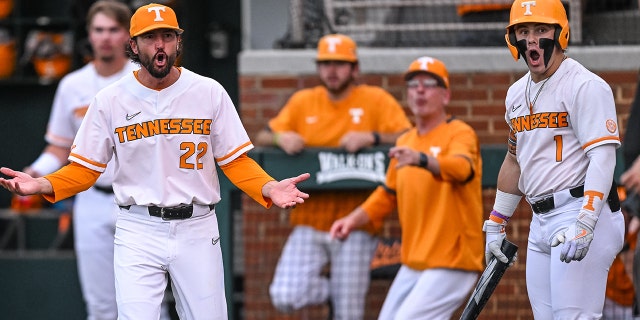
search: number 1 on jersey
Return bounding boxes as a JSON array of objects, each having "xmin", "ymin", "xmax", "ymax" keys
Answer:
[{"xmin": 554, "ymin": 135, "xmax": 563, "ymax": 162}]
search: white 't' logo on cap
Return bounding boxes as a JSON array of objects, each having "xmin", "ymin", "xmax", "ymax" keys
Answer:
[
  {"xmin": 521, "ymin": 1, "xmax": 536, "ymax": 15},
  {"xmin": 325, "ymin": 36, "xmax": 342, "ymax": 53},
  {"xmin": 147, "ymin": 6, "xmax": 166, "ymax": 21},
  {"xmin": 417, "ymin": 56, "xmax": 435, "ymax": 71}
]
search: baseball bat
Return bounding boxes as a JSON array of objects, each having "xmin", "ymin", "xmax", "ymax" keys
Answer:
[{"xmin": 459, "ymin": 239, "xmax": 518, "ymax": 320}]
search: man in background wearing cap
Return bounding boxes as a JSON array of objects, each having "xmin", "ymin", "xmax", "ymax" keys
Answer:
[
  {"xmin": 256, "ymin": 34, "xmax": 411, "ymax": 319},
  {"xmin": 330, "ymin": 56, "xmax": 483, "ymax": 319},
  {"xmin": 22, "ymin": 2, "xmax": 170, "ymax": 319},
  {"xmin": 0, "ymin": 3, "xmax": 312, "ymax": 320}
]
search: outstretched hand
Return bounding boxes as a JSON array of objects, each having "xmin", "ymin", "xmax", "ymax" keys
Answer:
[
  {"xmin": 267, "ymin": 172, "xmax": 311, "ymax": 209},
  {"xmin": 0, "ymin": 167, "xmax": 48, "ymax": 195}
]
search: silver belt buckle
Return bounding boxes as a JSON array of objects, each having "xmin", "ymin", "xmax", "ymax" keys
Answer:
[{"xmin": 160, "ymin": 207, "xmax": 168, "ymax": 220}]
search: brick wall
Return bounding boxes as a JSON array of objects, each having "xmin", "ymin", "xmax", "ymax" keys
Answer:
[{"xmin": 238, "ymin": 66, "xmax": 638, "ymax": 320}]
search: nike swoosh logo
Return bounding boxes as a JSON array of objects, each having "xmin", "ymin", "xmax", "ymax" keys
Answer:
[
  {"xmin": 126, "ymin": 111, "xmax": 141, "ymax": 121},
  {"xmin": 212, "ymin": 237, "xmax": 220, "ymax": 245},
  {"xmin": 573, "ymin": 229, "xmax": 588, "ymax": 240},
  {"xmin": 511, "ymin": 104, "xmax": 522, "ymax": 112}
]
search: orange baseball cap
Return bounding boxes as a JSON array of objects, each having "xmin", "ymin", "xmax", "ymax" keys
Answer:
[
  {"xmin": 316, "ymin": 34, "xmax": 358, "ymax": 63},
  {"xmin": 404, "ymin": 56, "xmax": 450, "ymax": 88},
  {"xmin": 130, "ymin": 3, "xmax": 183, "ymax": 37}
]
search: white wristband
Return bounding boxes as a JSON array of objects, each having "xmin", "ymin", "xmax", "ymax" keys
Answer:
[
  {"xmin": 493, "ymin": 189, "xmax": 522, "ymax": 218},
  {"xmin": 30, "ymin": 153, "xmax": 62, "ymax": 176}
]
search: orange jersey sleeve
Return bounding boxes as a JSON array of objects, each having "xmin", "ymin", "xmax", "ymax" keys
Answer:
[
  {"xmin": 43, "ymin": 162, "xmax": 101, "ymax": 202},
  {"xmin": 361, "ymin": 184, "xmax": 398, "ymax": 230},
  {"xmin": 220, "ymin": 153, "xmax": 274, "ymax": 208},
  {"xmin": 437, "ymin": 124, "xmax": 480, "ymax": 182}
]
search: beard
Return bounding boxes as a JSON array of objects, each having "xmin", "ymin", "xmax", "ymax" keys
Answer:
[
  {"xmin": 140, "ymin": 51, "xmax": 176, "ymax": 79},
  {"xmin": 322, "ymin": 75, "xmax": 353, "ymax": 96}
]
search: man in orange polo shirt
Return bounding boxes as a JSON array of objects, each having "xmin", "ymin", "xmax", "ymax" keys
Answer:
[{"xmin": 256, "ymin": 34, "xmax": 411, "ymax": 319}]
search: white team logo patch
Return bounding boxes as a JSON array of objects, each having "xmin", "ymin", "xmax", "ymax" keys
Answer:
[{"xmin": 349, "ymin": 108, "xmax": 363, "ymax": 124}]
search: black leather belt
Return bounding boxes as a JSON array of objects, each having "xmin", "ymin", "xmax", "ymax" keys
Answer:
[
  {"xmin": 120, "ymin": 204, "xmax": 215, "ymax": 220},
  {"xmin": 531, "ymin": 182, "xmax": 620, "ymax": 214},
  {"xmin": 94, "ymin": 185, "xmax": 114, "ymax": 194}
]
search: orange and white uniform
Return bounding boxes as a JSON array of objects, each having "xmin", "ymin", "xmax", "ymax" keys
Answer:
[
  {"xmin": 44, "ymin": 67, "xmax": 276, "ymax": 320},
  {"xmin": 506, "ymin": 58, "xmax": 625, "ymax": 319},
  {"xmin": 268, "ymin": 83, "xmax": 411, "ymax": 319}
]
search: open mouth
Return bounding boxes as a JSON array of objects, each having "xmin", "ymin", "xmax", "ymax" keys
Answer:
[
  {"xmin": 155, "ymin": 52, "xmax": 167, "ymax": 67},
  {"xmin": 528, "ymin": 50, "xmax": 541, "ymax": 65}
]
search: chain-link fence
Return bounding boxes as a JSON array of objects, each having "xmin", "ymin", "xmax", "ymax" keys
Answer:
[{"xmin": 275, "ymin": 0, "xmax": 640, "ymax": 48}]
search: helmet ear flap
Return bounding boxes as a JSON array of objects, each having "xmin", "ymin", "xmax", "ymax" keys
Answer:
[
  {"xmin": 555, "ymin": 23, "xmax": 570, "ymax": 50},
  {"xmin": 505, "ymin": 30, "xmax": 520, "ymax": 61}
]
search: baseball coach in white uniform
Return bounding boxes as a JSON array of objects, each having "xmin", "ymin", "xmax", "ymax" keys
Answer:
[{"xmin": 0, "ymin": 3, "xmax": 310, "ymax": 320}]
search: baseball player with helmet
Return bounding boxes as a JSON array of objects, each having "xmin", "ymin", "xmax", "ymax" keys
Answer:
[
  {"xmin": 0, "ymin": 3, "xmax": 310, "ymax": 320},
  {"xmin": 330, "ymin": 56, "xmax": 484, "ymax": 320},
  {"xmin": 256, "ymin": 34, "xmax": 411, "ymax": 319},
  {"xmin": 484, "ymin": 0, "xmax": 625, "ymax": 318},
  {"xmin": 22, "ymin": 2, "xmax": 168, "ymax": 319}
]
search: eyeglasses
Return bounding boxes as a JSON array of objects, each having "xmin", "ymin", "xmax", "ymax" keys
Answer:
[{"xmin": 407, "ymin": 78, "xmax": 441, "ymax": 89}]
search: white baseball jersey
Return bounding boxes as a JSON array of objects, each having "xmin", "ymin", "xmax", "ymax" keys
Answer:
[
  {"xmin": 505, "ymin": 58, "xmax": 620, "ymax": 198},
  {"xmin": 46, "ymin": 61, "xmax": 138, "ymax": 186},
  {"xmin": 68, "ymin": 67, "xmax": 252, "ymax": 207},
  {"xmin": 505, "ymin": 58, "xmax": 624, "ymax": 319}
]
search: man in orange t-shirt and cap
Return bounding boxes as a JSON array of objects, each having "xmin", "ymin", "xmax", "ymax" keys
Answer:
[{"xmin": 257, "ymin": 34, "xmax": 411, "ymax": 319}]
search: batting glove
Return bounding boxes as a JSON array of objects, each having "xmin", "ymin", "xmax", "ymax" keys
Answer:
[
  {"xmin": 483, "ymin": 219, "xmax": 509, "ymax": 265},
  {"xmin": 550, "ymin": 212, "xmax": 598, "ymax": 263}
]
